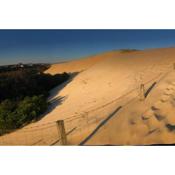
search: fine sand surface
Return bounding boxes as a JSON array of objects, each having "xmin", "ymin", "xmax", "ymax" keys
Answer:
[
  {"xmin": 1, "ymin": 47, "xmax": 175, "ymax": 145},
  {"xmin": 44, "ymin": 51, "xmax": 119, "ymax": 74}
]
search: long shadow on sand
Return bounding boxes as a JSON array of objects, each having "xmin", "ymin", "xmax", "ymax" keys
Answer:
[
  {"xmin": 145, "ymin": 82, "xmax": 157, "ymax": 98},
  {"xmin": 79, "ymin": 106, "xmax": 122, "ymax": 145},
  {"xmin": 48, "ymin": 72, "xmax": 79, "ymax": 100},
  {"xmin": 36, "ymin": 72, "xmax": 80, "ymax": 122}
]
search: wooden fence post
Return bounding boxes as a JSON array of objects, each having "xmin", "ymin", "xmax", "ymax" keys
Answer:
[
  {"xmin": 173, "ymin": 63, "xmax": 175, "ymax": 70},
  {"xmin": 56, "ymin": 120, "xmax": 67, "ymax": 145},
  {"xmin": 139, "ymin": 83, "xmax": 145, "ymax": 101}
]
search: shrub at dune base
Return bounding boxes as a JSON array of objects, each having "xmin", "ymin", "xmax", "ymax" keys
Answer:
[
  {"xmin": 0, "ymin": 67, "xmax": 70, "ymax": 135},
  {"xmin": 0, "ymin": 95, "xmax": 48, "ymax": 135}
]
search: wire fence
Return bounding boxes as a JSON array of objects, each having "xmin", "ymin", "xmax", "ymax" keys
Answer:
[
  {"xmin": 0, "ymin": 66, "xmax": 173, "ymax": 146},
  {"xmin": 64, "ymin": 70, "xmax": 173, "ymax": 145}
]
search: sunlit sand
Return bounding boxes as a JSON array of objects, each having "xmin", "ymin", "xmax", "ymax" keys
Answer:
[{"xmin": 1, "ymin": 47, "xmax": 175, "ymax": 145}]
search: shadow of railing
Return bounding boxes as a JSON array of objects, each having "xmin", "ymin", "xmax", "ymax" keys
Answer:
[
  {"xmin": 79, "ymin": 106, "xmax": 122, "ymax": 145},
  {"xmin": 36, "ymin": 72, "xmax": 80, "ymax": 121},
  {"xmin": 145, "ymin": 82, "xmax": 157, "ymax": 98},
  {"xmin": 48, "ymin": 72, "xmax": 79, "ymax": 100}
]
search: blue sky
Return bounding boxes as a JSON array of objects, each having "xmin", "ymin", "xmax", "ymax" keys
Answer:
[{"xmin": 1, "ymin": 30, "xmax": 175, "ymax": 65}]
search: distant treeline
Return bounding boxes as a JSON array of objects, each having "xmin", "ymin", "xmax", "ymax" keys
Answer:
[
  {"xmin": 0, "ymin": 63, "xmax": 49, "ymax": 73},
  {"xmin": 0, "ymin": 65, "xmax": 70, "ymax": 135}
]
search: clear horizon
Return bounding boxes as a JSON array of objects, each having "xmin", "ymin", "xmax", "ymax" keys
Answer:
[{"xmin": 1, "ymin": 30, "xmax": 175, "ymax": 65}]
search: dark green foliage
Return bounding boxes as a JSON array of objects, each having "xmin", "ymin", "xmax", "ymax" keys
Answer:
[
  {"xmin": 0, "ymin": 69, "xmax": 69, "ymax": 101},
  {"xmin": 0, "ymin": 99, "xmax": 17, "ymax": 134},
  {"xmin": 16, "ymin": 95, "xmax": 48, "ymax": 126},
  {"xmin": 0, "ymin": 66, "xmax": 70, "ymax": 135},
  {"xmin": 0, "ymin": 96, "xmax": 48, "ymax": 135}
]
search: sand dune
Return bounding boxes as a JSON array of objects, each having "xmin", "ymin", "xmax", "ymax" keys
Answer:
[
  {"xmin": 2, "ymin": 47, "xmax": 175, "ymax": 145},
  {"xmin": 45, "ymin": 51, "xmax": 121, "ymax": 74}
]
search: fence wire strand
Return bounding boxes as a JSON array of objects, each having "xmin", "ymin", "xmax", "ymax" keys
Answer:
[{"xmin": 0, "ymin": 68, "xmax": 173, "ymax": 145}]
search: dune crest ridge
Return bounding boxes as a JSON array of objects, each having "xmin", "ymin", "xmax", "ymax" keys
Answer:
[{"xmin": 2, "ymin": 48, "xmax": 175, "ymax": 145}]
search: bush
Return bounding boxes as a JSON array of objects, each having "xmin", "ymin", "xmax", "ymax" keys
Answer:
[
  {"xmin": 0, "ymin": 99, "xmax": 17, "ymax": 134},
  {"xmin": 0, "ymin": 66, "xmax": 70, "ymax": 135},
  {"xmin": 0, "ymin": 95, "xmax": 48, "ymax": 135},
  {"xmin": 16, "ymin": 95, "xmax": 48, "ymax": 126},
  {"xmin": 0, "ymin": 70, "xmax": 69, "ymax": 101}
]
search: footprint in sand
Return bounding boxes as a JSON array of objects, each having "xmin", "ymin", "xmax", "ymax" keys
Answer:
[
  {"xmin": 170, "ymin": 90, "xmax": 175, "ymax": 98},
  {"xmin": 160, "ymin": 85, "xmax": 175, "ymax": 101},
  {"xmin": 169, "ymin": 95, "xmax": 175, "ymax": 106},
  {"xmin": 129, "ymin": 115, "xmax": 139, "ymax": 125},
  {"xmin": 142, "ymin": 80, "xmax": 175, "ymax": 136},
  {"xmin": 163, "ymin": 89, "xmax": 174, "ymax": 95},
  {"xmin": 166, "ymin": 85, "xmax": 175, "ymax": 90},
  {"xmin": 152, "ymin": 100, "xmax": 171, "ymax": 121},
  {"xmin": 142, "ymin": 104, "xmax": 165, "ymax": 134},
  {"xmin": 141, "ymin": 109, "xmax": 154, "ymax": 121},
  {"xmin": 160, "ymin": 94, "xmax": 170, "ymax": 102},
  {"xmin": 161, "ymin": 83, "xmax": 175, "ymax": 105},
  {"xmin": 160, "ymin": 102, "xmax": 175, "ymax": 125},
  {"xmin": 144, "ymin": 115, "xmax": 162, "ymax": 133},
  {"xmin": 153, "ymin": 109, "xmax": 166, "ymax": 121},
  {"xmin": 151, "ymin": 101, "xmax": 163, "ymax": 110}
]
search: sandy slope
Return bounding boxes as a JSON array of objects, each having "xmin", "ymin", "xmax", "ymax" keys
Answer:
[
  {"xmin": 85, "ymin": 71, "xmax": 175, "ymax": 145},
  {"xmin": 44, "ymin": 51, "xmax": 121, "ymax": 74},
  {"xmin": 1, "ymin": 47, "xmax": 175, "ymax": 145}
]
